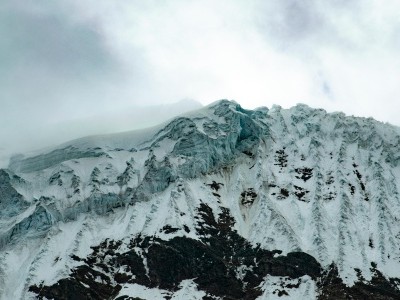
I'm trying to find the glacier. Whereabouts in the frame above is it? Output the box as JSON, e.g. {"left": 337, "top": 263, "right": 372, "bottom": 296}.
{"left": 0, "top": 100, "right": 400, "bottom": 299}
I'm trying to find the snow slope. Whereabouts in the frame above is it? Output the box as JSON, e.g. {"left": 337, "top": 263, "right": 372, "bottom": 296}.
{"left": 1, "top": 100, "right": 400, "bottom": 299}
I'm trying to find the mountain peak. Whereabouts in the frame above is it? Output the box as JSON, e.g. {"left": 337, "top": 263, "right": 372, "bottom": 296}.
{"left": 1, "top": 102, "right": 400, "bottom": 299}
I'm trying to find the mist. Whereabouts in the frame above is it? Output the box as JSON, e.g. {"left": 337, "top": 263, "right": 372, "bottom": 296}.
{"left": 2, "top": 0, "right": 400, "bottom": 166}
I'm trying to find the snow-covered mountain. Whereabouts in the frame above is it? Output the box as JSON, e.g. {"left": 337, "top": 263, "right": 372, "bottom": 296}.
{"left": 1, "top": 100, "right": 400, "bottom": 299}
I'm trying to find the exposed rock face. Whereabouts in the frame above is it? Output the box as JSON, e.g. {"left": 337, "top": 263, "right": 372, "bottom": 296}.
{"left": 1, "top": 100, "right": 400, "bottom": 299}
{"left": 30, "top": 203, "right": 322, "bottom": 299}
{"left": 28, "top": 203, "right": 400, "bottom": 300}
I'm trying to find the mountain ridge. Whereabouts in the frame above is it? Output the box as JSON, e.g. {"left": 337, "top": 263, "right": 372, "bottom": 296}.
{"left": 1, "top": 100, "right": 400, "bottom": 299}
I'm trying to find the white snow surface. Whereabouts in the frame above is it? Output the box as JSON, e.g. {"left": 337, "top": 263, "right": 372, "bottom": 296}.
{"left": 1, "top": 100, "right": 400, "bottom": 298}
{"left": 115, "top": 279, "right": 206, "bottom": 300}
{"left": 256, "top": 275, "right": 317, "bottom": 299}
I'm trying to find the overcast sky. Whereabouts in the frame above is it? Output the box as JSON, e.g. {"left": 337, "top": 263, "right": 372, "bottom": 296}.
{"left": 1, "top": 0, "right": 400, "bottom": 164}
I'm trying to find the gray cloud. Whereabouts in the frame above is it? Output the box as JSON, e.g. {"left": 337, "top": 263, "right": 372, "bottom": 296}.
{"left": 1, "top": 0, "right": 400, "bottom": 166}
{"left": 0, "top": 2, "right": 124, "bottom": 110}
{"left": 256, "top": 0, "right": 365, "bottom": 51}
{"left": 0, "top": 1, "right": 150, "bottom": 160}
{"left": 252, "top": 0, "right": 400, "bottom": 117}
{"left": 260, "top": 0, "right": 326, "bottom": 42}
{"left": 0, "top": 9, "right": 112, "bottom": 77}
